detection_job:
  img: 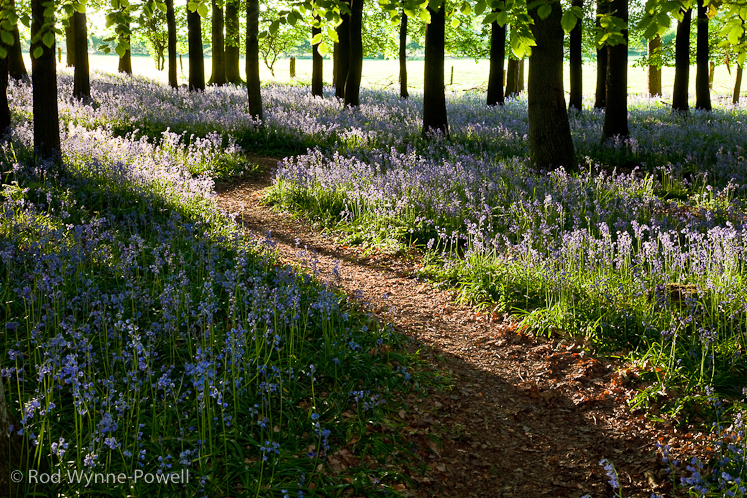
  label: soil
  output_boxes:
[215,156,711,498]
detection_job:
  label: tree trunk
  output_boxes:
[709,61,715,89]
[312,18,323,97]
[65,20,75,67]
[594,0,608,108]
[486,10,505,106]
[672,7,691,112]
[211,0,226,85]
[31,0,61,158]
[188,3,205,91]
[335,6,350,99]
[399,11,408,99]
[422,2,448,137]
[72,12,90,101]
[569,0,583,110]
[118,19,133,75]
[333,42,338,85]
[166,0,178,87]
[225,0,241,84]
[505,57,519,98]
[603,0,628,139]
[0,37,10,134]
[528,0,575,170]
[695,0,710,111]
[647,35,661,96]
[344,0,363,107]
[8,0,27,80]
[733,64,742,104]
[246,0,262,119]
[518,58,525,92]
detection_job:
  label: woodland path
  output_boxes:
[215,157,705,498]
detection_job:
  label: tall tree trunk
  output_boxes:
[672,7,691,112]
[211,0,226,85]
[399,11,408,99]
[505,56,519,98]
[695,0,710,111]
[335,6,350,99]
[31,0,61,158]
[65,20,75,67]
[422,2,448,137]
[518,58,525,92]
[344,0,363,107]
[594,0,608,108]
[0,36,10,133]
[188,3,205,91]
[733,64,742,104]
[246,0,262,119]
[647,35,661,96]
[603,0,628,139]
[8,0,27,80]
[72,12,90,101]
[709,61,715,89]
[118,19,133,74]
[569,0,583,110]
[333,42,338,85]
[528,0,575,170]
[225,0,241,84]
[166,0,178,87]
[312,17,323,97]
[486,11,505,106]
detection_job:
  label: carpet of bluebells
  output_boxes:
[1,73,420,497]
[5,71,747,496]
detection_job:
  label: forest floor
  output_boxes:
[215,157,712,498]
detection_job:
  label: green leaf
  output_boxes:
[484,11,499,23]
[33,46,43,58]
[451,17,460,27]
[643,22,659,40]
[460,1,471,15]
[496,10,507,25]
[729,25,744,45]
[115,43,126,57]
[420,7,431,23]
[269,20,280,34]
[197,2,208,17]
[0,30,13,45]
[475,0,487,15]
[537,3,552,19]
[311,32,323,45]
[42,31,54,48]
[739,52,746,67]
[157,1,168,12]
[318,40,329,55]
[327,27,339,43]
[561,10,577,31]
[0,46,7,59]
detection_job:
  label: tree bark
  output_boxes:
[31,0,61,158]
[399,11,408,99]
[333,42,338,85]
[225,0,241,84]
[594,0,608,108]
[695,0,710,111]
[8,0,27,80]
[505,57,519,98]
[518,58,525,92]
[344,0,363,107]
[569,0,583,110]
[211,0,226,85]
[312,17,323,97]
[528,0,575,170]
[672,7,691,112]
[335,6,350,99]
[603,0,628,139]
[422,2,448,137]
[487,11,505,106]
[647,35,661,96]
[188,2,205,91]
[118,19,132,75]
[246,0,262,119]
[734,64,742,104]
[0,36,10,134]
[166,0,178,87]
[65,20,75,67]
[72,12,90,101]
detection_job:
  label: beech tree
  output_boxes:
[594,0,608,108]
[312,15,323,97]
[247,0,262,119]
[211,0,226,85]
[187,0,205,91]
[335,4,350,98]
[672,7,692,112]
[602,0,628,139]
[166,0,177,87]
[486,5,505,106]
[695,0,711,110]
[344,0,363,107]
[225,0,241,83]
[30,0,60,158]
[568,0,583,109]
[73,10,90,101]
[7,0,26,80]
[399,10,408,98]
[422,0,447,136]
[527,0,575,169]
[647,35,661,96]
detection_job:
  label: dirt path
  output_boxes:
[215,158,705,498]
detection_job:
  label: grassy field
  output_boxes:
[32,51,743,99]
